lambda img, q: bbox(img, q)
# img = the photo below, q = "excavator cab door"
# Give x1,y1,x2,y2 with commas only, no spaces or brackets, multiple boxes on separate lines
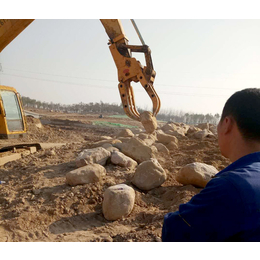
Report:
0,90,24,132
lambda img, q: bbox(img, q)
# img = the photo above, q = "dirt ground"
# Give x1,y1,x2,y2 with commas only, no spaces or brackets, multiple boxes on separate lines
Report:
0,110,230,242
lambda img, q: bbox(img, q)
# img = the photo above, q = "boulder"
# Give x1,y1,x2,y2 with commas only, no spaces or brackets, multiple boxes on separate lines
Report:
187,126,202,135
137,133,157,146
161,123,178,132
113,142,123,151
166,141,179,150
102,184,135,221
180,123,190,133
156,132,178,145
139,111,157,134
132,159,167,191
165,128,186,138
76,147,111,167
196,123,209,131
153,143,169,154
111,151,138,169
66,164,106,186
137,133,157,141
176,162,218,188
193,129,213,139
120,137,156,163
117,129,134,138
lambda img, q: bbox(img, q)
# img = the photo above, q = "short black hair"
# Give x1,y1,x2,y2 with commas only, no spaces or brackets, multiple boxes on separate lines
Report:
220,88,260,141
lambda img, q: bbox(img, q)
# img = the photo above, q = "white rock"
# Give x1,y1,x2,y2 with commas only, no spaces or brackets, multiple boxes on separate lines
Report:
117,129,134,138
76,147,111,167
111,151,138,169
102,184,135,221
132,158,167,191
176,162,218,188
66,164,106,186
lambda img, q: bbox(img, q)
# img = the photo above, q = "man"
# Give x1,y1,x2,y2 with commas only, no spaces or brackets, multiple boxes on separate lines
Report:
162,88,260,242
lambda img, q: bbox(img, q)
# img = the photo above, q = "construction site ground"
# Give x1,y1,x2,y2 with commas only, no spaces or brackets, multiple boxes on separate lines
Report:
0,109,230,242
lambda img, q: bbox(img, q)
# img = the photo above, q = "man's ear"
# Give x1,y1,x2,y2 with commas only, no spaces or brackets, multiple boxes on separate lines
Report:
222,116,234,135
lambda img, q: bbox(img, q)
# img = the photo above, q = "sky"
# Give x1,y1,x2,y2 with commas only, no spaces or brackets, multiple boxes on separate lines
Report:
1,7,260,116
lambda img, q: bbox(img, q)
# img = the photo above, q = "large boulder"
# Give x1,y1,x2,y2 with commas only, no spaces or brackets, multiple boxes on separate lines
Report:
66,164,106,186
156,132,178,145
117,129,134,138
137,133,157,142
76,147,111,167
140,111,157,134
176,162,218,188
137,133,157,146
120,137,156,163
132,158,167,191
111,151,138,169
165,128,186,138
102,184,135,221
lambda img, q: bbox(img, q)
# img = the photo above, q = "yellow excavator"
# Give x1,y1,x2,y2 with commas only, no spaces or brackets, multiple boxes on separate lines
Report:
0,19,161,138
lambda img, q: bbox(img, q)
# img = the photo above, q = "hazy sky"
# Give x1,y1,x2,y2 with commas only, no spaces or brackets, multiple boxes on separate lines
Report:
1,19,260,115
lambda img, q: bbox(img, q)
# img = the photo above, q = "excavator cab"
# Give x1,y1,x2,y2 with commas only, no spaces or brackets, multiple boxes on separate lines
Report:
0,85,27,139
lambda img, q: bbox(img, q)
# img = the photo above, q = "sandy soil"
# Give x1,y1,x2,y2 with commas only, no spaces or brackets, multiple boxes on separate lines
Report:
0,110,230,242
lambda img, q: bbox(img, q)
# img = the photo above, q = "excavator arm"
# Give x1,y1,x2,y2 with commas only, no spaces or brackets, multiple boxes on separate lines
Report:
100,19,161,121
0,19,34,53
0,19,161,121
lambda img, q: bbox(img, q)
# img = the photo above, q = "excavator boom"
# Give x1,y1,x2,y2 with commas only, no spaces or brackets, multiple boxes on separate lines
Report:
0,19,161,121
0,19,34,53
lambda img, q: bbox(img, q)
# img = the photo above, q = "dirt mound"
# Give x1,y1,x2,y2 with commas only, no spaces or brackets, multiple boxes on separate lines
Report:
0,111,230,241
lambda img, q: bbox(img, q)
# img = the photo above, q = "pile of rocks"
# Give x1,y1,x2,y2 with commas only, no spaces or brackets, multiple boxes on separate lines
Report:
64,120,219,221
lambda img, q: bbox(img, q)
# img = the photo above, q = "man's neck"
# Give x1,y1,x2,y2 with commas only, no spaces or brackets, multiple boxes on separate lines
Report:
229,139,260,163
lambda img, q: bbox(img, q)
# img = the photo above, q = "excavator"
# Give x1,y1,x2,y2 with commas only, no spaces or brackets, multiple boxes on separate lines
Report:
0,19,161,139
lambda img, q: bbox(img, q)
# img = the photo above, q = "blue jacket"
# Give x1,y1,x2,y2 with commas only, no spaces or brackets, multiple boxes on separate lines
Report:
162,152,260,242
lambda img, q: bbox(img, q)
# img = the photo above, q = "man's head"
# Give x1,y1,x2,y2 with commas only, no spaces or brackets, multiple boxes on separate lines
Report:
217,88,260,160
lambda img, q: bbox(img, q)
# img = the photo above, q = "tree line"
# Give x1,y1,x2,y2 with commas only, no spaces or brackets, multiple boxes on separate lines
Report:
21,96,220,125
